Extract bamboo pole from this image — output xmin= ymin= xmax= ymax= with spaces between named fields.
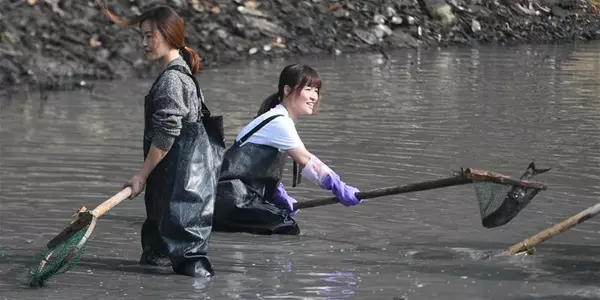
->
xmin=504 ymin=202 xmax=600 ymax=255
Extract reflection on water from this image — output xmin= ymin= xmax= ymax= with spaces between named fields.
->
xmin=1 ymin=42 xmax=599 ymax=299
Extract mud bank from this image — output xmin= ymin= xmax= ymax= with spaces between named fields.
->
xmin=1 ymin=0 xmax=599 ymax=92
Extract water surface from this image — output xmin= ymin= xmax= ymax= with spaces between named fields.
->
xmin=1 ymin=42 xmax=599 ymax=300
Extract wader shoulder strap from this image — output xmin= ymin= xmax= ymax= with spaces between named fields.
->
xmin=236 ymin=114 xmax=283 ymax=146
xmin=159 ymin=65 xmax=212 ymax=119
xmin=292 ymin=161 xmax=301 ymax=187
xmin=235 ymin=113 xmax=302 ymax=187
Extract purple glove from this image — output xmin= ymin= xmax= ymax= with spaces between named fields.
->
xmin=319 ymin=173 xmax=361 ymax=206
xmin=271 ymin=183 xmax=298 ymax=216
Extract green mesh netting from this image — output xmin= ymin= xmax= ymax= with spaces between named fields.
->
xmin=28 ymin=228 xmax=88 ymax=287
xmin=474 ymin=181 xmax=541 ymax=228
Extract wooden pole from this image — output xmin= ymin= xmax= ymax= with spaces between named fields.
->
xmin=294 ymin=175 xmax=472 ymax=209
xmin=46 ymin=187 xmax=131 ymax=249
xmin=294 ymin=167 xmax=547 ymax=210
xmin=504 ymin=202 xmax=600 ymax=255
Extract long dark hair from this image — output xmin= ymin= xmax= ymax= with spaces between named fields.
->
xmin=99 ymin=2 xmax=201 ymax=74
xmin=257 ymin=64 xmax=322 ymax=117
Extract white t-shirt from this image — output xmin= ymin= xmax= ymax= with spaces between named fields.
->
xmin=236 ymin=104 xmax=304 ymax=151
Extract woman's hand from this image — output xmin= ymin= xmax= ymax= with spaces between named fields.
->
xmin=124 ymin=174 xmax=147 ymax=199
xmin=125 ymin=144 xmax=169 ymax=199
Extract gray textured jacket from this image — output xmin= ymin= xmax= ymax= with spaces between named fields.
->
xmin=145 ymin=56 xmax=200 ymax=151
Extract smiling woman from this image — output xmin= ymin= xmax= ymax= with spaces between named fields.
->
xmin=213 ymin=64 xmax=362 ymax=235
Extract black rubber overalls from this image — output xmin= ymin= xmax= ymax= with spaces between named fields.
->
xmin=213 ymin=115 xmax=300 ymax=235
xmin=140 ymin=65 xmax=225 ymax=277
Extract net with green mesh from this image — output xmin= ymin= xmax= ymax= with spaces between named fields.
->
xmin=28 ymin=228 xmax=88 ymax=287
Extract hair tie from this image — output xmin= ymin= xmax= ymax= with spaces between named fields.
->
xmin=179 ymin=45 xmax=186 ymax=51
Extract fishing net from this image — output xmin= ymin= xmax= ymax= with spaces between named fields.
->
xmin=294 ymin=164 xmax=549 ymax=229
xmin=27 ymin=188 xmax=131 ymax=287
xmin=28 ymin=229 xmax=88 ymax=287
xmin=473 ymin=180 xmax=541 ymax=228
xmin=468 ymin=165 xmax=547 ymax=228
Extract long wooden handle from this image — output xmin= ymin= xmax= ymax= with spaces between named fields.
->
xmin=504 ymin=202 xmax=600 ymax=255
xmin=46 ymin=187 xmax=133 ymax=248
xmin=91 ymin=187 xmax=132 ymax=217
xmin=294 ymin=175 xmax=471 ymax=209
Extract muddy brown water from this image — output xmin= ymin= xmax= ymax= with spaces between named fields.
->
xmin=1 ymin=42 xmax=599 ymax=300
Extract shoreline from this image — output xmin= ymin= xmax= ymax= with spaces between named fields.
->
xmin=1 ymin=0 xmax=599 ymax=95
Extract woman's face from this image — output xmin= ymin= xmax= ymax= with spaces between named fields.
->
xmin=140 ymin=20 xmax=170 ymax=61
xmin=284 ymin=85 xmax=320 ymax=117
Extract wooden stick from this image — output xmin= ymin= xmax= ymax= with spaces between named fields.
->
xmin=294 ymin=167 xmax=548 ymax=210
xmin=46 ymin=187 xmax=132 ymax=249
xmin=504 ymin=202 xmax=600 ymax=255
xmin=467 ymin=168 xmax=547 ymax=190
xmin=294 ymin=175 xmax=472 ymax=209
xmin=91 ymin=187 xmax=132 ymax=217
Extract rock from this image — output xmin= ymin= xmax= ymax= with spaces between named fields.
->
xmin=243 ymin=16 xmax=289 ymax=38
xmin=215 ymin=29 xmax=229 ymax=40
xmin=551 ymin=5 xmax=569 ymax=17
xmin=541 ymin=0 xmax=577 ymax=8
xmin=280 ymin=3 xmax=295 ymax=13
xmin=237 ymin=6 xmax=268 ymax=18
xmin=374 ymin=14 xmax=387 ymax=24
xmin=170 ymin=0 xmax=186 ymax=9
xmin=244 ymin=1 xmax=258 ymax=9
xmin=386 ymin=7 xmax=398 ymax=18
xmin=417 ymin=0 xmax=446 ymax=19
xmin=391 ymin=16 xmax=403 ymax=25
xmin=433 ymin=4 xmax=456 ymax=25
xmin=374 ymin=24 xmax=393 ymax=38
xmin=354 ymin=28 xmax=379 ymax=45
xmin=388 ymin=30 xmax=421 ymax=48
xmin=333 ymin=8 xmax=350 ymax=18
xmin=294 ymin=16 xmax=315 ymax=33
xmin=190 ymin=0 xmax=204 ymax=12
xmin=97 ymin=48 xmax=110 ymax=61
xmin=471 ymin=19 xmax=481 ymax=32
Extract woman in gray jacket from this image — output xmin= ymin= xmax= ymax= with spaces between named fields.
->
xmin=102 ymin=4 xmax=222 ymax=278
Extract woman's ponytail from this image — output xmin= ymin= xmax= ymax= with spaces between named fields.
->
xmin=181 ymin=46 xmax=201 ymax=74
xmin=256 ymin=92 xmax=281 ymax=117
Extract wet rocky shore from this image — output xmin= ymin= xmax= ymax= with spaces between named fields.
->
xmin=1 ymin=0 xmax=599 ymax=93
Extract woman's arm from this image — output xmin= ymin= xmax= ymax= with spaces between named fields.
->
xmin=286 ymin=146 xmax=361 ymax=206
xmin=286 ymin=145 xmax=312 ymax=168
xmin=139 ymin=145 xmax=169 ymax=179
xmin=126 ymin=71 xmax=189 ymax=198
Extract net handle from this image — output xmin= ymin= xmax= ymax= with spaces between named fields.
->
xmin=465 ymin=168 xmax=547 ymax=190
xmin=294 ymin=167 xmax=547 ymax=210
xmin=91 ymin=187 xmax=132 ymax=217
xmin=295 ymin=173 xmax=470 ymax=209
xmin=46 ymin=187 xmax=132 ymax=249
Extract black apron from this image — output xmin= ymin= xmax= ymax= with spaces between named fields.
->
xmin=140 ymin=64 xmax=225 ymax=277
xmin=213 ymin=115 xmax=300 ymax=235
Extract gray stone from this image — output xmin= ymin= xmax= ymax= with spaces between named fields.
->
xmin=243 ymin=16 xmax=289 ymax=38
